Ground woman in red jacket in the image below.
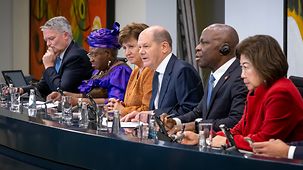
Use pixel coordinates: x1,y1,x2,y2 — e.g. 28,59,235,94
181,35,303,151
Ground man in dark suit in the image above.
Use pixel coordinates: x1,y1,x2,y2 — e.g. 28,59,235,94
165,24,247,132
121,25,203,122
21,16,92,98
252,139,303,160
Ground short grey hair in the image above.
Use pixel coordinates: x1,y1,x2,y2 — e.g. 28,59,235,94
40,16,73,40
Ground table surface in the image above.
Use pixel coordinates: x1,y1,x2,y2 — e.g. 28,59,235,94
0,105,302,170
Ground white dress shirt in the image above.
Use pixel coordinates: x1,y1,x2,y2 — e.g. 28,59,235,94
154,53,173,109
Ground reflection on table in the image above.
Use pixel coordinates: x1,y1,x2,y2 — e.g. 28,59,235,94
0,102,302,170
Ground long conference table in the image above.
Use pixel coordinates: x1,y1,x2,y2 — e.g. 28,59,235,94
0,106,302,170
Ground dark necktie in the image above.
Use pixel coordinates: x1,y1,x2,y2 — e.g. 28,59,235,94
55,57,62,73
152,71,160,109
207,74,215,109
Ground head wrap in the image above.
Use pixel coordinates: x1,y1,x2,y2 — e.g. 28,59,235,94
87,22,121,49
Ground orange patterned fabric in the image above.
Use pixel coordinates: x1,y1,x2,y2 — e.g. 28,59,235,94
121,66,154,116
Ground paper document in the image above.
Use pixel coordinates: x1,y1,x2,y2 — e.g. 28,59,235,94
25,101,58,109
104,121,142,128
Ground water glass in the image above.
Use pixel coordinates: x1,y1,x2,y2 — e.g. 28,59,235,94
199,122,213,148
106,110,115,132
61,96,72,122
138,113,149,140
0,84,8,107
96,104,108,132
10,87,20,112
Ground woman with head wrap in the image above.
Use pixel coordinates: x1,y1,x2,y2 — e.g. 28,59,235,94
47,22,132,105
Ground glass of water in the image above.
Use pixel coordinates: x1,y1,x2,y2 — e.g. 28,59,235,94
199,122,213,148
10,87,20,112
0,83,8,107
61,96,72,123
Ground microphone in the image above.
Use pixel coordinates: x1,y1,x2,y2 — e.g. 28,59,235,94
83,93,97,121
57,87,64,96
154,115,168,136
219,124,238,150
84,93,97,111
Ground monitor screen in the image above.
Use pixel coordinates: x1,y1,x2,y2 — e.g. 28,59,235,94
2,70,28,87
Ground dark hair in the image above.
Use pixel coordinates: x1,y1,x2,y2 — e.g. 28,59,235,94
236,35,288,86
119,23,149,44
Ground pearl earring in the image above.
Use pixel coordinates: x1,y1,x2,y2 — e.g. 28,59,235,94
108,60,112,67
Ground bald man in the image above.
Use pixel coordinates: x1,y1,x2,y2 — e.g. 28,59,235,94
121,25,203,122
166,23,248,133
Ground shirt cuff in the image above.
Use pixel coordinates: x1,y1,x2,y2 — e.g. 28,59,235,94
173,118,182,126
288,146,296,159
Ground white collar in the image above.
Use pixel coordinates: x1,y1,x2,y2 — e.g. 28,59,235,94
156,53,173,74
58,41,71,60
211,57,236,86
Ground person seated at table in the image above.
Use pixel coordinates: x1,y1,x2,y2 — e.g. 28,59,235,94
251,139,303,160
106,23,154,117
47,22,132,105
4,16,93,99
162,23,247,134
120,25,203,122
179,35,303,151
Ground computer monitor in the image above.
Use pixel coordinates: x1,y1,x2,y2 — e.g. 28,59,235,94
2,70,28,87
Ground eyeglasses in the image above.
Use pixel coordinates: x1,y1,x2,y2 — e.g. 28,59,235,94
87,52,102,59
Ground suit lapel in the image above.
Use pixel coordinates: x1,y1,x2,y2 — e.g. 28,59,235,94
205,59,239,117
58,41,74,74
158,55,177,108
149,72,159,110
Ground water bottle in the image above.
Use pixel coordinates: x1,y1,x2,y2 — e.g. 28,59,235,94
80,102,88,127
111,110,120,134
9,84,13,104
28,89,37,116
148,113,157,140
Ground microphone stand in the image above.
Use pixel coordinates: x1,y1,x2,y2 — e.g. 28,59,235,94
83,93,98,122
219,124,241,154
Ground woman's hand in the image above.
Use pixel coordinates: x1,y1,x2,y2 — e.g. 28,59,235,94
212,135,227,148
251,139,289,158
121,111,139,122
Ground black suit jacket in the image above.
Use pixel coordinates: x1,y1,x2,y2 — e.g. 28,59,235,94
289,141,303,159
177,59,248,131
27,41,93,98
294,147,303,159
150,54,203,116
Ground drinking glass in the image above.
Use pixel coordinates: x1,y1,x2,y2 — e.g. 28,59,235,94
61,96,72,122
0,84,8,107
10,87,20,112
138,113,149,140
198,122,213,148
96,104,108,132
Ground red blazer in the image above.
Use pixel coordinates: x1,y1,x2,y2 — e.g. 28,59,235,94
217,78,303,151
